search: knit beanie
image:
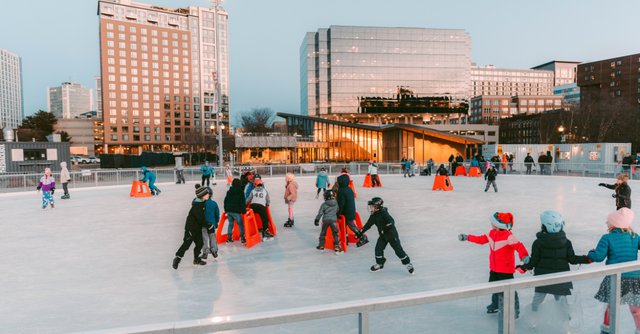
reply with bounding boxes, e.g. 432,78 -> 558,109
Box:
490,212 -> 514,230
195,184 -> 209,198
607,208 -> 634,229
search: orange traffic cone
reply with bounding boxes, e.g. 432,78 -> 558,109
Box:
130,180 -> 152,197
363,174 -> 372,188
432,175 -> 454,191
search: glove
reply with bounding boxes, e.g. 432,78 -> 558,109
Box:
51,188 -> 55,195
515,265 -> 528,274
522,256 -> 530,264
354,231 -> 363,239
598,183 -> 606,187
36,186 -> 42,191
458,234 -> 468,241
314,220 -> 319,226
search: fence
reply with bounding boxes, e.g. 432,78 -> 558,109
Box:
79,261 -> 640,334
1,161 -> 638,193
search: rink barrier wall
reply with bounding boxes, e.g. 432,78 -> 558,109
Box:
78,261 -> 640,334
0,161 -> 638,193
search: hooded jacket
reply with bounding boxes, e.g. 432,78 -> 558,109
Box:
467,229 -> 529,274
523,231 -> 590,295
185,199 -> 206,232
368,163 -> 378,175
316,171 -> 329,189
247,186 -> 270,207
336,174 -> 356,220
140,167 -> 156,184
200,164 -> 213,176
60,162 -> 71,183
224,184 -> 247,214
284,180 -> 298,203
315,199 -> 339,223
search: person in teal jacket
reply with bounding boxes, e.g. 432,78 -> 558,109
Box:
315,168 -> 329,199
140,166 -> 160,195
200,161 -> 214,187
588,208 -> 640,334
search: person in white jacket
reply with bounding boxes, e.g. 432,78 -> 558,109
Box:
368,160 -> 380,187
60,161 -> 71,199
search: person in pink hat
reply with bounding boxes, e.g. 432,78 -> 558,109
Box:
588,208 -> 640,334
36,167 -> 56,209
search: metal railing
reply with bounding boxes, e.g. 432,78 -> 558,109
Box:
1,161 -> 637,193
80,261 -> 640,334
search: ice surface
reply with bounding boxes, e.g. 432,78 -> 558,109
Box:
1,174 -> 638,333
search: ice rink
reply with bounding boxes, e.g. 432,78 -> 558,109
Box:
2,173 -> 639,333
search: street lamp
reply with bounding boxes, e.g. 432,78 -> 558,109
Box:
212,0 -> 224,167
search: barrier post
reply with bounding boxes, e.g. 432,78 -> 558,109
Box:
358,311 -> 369,334
94,171 -> 99,186
609,273 -> 621,333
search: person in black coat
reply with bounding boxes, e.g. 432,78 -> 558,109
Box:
524,153 -> 535,175
356,197 -> 414,274
436,164 -> 448,176
337,174 -> 368,246
599,173 -> 632,210
484,164 -> 498,192
172,185 -> 211,269
517,211 -> 591,311
224,178 -> 247,243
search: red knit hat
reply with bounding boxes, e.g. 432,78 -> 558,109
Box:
490,212 -> 514,230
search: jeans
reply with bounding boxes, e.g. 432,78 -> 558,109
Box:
176,170 -> 185,184
201,227 -> 218,255
226,212 -> 245,237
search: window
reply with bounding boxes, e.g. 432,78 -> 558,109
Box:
23,149 -> 47,161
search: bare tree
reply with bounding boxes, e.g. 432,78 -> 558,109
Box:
240,107 -> 275,134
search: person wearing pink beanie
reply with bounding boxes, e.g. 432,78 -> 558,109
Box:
588,208 -> 640,334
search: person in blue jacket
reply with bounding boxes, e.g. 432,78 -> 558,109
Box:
140,166 -> 160,195
315,168 -> 330,199
200,161 -> 214,187
200,185 -> 221,260
588,208 -> 640,334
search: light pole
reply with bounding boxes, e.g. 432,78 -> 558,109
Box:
212,0 -> 224,167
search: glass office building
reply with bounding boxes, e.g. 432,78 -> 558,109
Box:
301,26 -> 471,124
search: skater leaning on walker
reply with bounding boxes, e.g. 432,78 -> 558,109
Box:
599,173 -> 631,210
224,178 -> 247,244
314,190 -> 344,253
336,174 -> 368,247
355,197 -> 414,274
140,166 -> 160,195
246,178 -> 275,240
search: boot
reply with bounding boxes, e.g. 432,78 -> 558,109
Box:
406,263 -> 415,275
202,251 -> 208,260
193,257 -> 206,266
284,218 -> 294,228
226,236 -> 233,243
172,256 -> 181,270
316,245 -> 325,250
370,263 -> 384,272
240,236 -> 246,244
263,230 -> 274,240
210,248 -> 218,258
334,246 -> 344,254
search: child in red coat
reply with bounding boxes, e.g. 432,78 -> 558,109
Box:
458,212 -> 529,316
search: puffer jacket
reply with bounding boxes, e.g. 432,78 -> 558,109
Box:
224,185 -> 247,214
523,231 -> 590,295
284,180 -> 298,203
37,175 -> 56,192
316,171 -> 329,189
467,229 -> 529,274
602,183 -> 632,209
361,207 -> 395,235
60,162 -> 71,183
336,174 -> 356,221
588,228 -> 640,278
185,199 -> 206,232
315,199 -> 339,223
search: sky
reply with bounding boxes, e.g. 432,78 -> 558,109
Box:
1,0 -> 639,123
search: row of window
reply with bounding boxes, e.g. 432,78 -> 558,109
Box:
110,134 -> 180,142
109,126 -> 190,134
104,48 -> 189,60
105,33 -> 189,48
105,22 -> 189,40
105,83 -> 190,95
106,75 -> 190,89
106,58 -> 189,72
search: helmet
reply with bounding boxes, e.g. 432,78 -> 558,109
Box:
540,210 -> 564,233
367,197 -> 384,212
254,178 -> 263,187
323,190 -> 334,200
490,163 -> 496,168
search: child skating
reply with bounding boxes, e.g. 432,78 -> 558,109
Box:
587,208 -> 640,334
355,197 -> 414,274
516,211 -> 590,315
36,168 -> 56,209
599,173 -> 631,210
59,161 -> 71,199
314,190 -> 343,253
224,178 -> 247,244
246,178 -> 275,240
458,212 -> 529,316
283,173 -> 298,227
140,166 -> 160,195
484,163 -> 498,192
199,185 -> 220,261
172,185 -> 210,269
315,167 -> 329,199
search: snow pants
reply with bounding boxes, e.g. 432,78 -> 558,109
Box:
374,226 -> 410,265
175,228 -> 204,260
319,220 -> 339,248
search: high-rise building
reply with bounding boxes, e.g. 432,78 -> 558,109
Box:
471,65 -> 554,97
469,95 -> 562,125
301,26 -> 471,125
0,49 -> 23,129
97,0 -> 229,154
95,76 -> 103,118
47,82 -> 94,119
577,53 -> 640,112
532,60 -> 580,86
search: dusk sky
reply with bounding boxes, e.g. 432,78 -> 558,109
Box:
1,0 -> 639,124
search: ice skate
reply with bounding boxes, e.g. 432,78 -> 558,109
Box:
155,189 -> 161,195
226,236 -> 233,243
201,252 -> 208,260
240,236 -> 246,244
51,203 -> 55,209
210,248 -> 218,258
370,263 -> 384,272
334,246 -> 344,254
316,245 -> 325,250
406,263 -> 415,275
263,231 -> 274,241
486,305 -> 498,314
283,219 -> 294,228
172,256 -> 181,270
193,257 -> 206,266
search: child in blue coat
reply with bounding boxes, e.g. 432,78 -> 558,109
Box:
588,208 -> 640,334
140,166 -> 160,195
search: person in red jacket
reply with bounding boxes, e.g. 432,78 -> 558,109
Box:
458,212 -> 529,316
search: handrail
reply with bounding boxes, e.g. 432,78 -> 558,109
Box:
78,261 -> 640,334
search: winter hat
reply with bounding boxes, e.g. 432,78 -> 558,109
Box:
607,208 -> 634,229
195,184 -> 209,198
540,210 -> 564,233
490,163 -> 496,168
490,212 -> 514,230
